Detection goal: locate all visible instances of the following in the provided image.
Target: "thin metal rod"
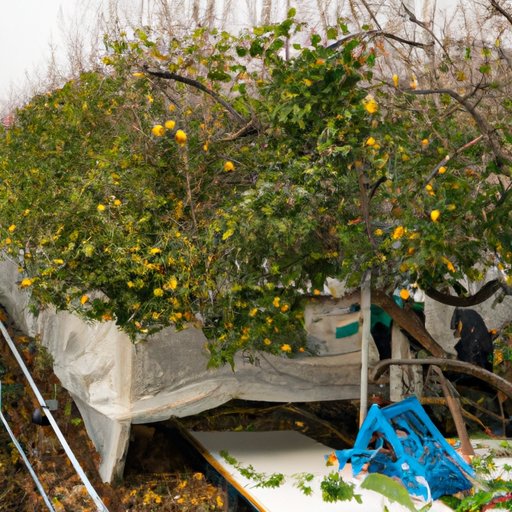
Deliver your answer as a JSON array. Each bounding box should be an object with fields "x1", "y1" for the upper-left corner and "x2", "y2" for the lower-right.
[
  {"x1": 0, "y1": 383, "x2": 55, "y2": 511},
  {"x1": 0, "y1": 321, "x2": 109, "y2": 511}
]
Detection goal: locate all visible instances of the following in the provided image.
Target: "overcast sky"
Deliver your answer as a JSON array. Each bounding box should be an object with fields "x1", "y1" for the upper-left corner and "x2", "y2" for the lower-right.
[
  {"x1": 1, "y1": 1, "x2": 70, "y2": 108},
  {"x1": 0, "y1": 0, "x2": 459, "y2": 114}
]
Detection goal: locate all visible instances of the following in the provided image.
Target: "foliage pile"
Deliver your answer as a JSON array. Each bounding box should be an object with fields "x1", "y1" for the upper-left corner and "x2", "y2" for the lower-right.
[{"x1": 0, "y1": 6, "x2": 511, "y2": 365}]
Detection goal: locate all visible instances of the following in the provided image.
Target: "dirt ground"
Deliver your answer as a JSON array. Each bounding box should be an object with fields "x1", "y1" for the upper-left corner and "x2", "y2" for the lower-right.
[{"x1": 0, "y1": 307, "x2": 361, "y2": 512}]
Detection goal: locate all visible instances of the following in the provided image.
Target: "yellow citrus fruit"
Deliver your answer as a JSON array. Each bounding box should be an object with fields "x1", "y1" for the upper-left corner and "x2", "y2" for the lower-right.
[
  {"x1": 399, "y1": 289, "x2": 410, "y2": 300},
  {"x1": 438, "y1": 166, "x2": 447, "y2": 174},
  {"x1": 152, "y1": 125, "x2": 165, "y2": 137},
  {"x1": 363, "y1": 95, "x2": 378, "y2": 114},
  {"x1": 392, "y1": 226, "x2": 405, "y2": 239},
  {"x1": 168, "y1": 104, "x2": 176, "y2": 112},
  {"x1": 366, "y1": 137, "x2": 376, "y2": 146},
  {"x1": 175, "y1": 129, "x2": 187, "y2": 145},
  {"x1": 224, "y1": 161, "x2": 235, "y2": 172},
  {"x1": 164, "y1": 120, "x2": 176, "y2": 130},
  {"x1": 430, "y1": 209, "x2": 441, "y2": 222},
  {"x1": 421, "y1": 138, "x2": 429, "y2": 146}
]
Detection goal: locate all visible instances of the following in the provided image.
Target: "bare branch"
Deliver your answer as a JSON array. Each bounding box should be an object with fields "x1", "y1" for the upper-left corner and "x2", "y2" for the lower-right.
[
  {"x1": 408, "y1": 87, "x2": 512, "y2": 171},
  {"x1": 359, "y1": 0, "x2": 382, "y2": 30},
  {"x1": 368, "y1": 176, "x2": 387, "y2": 201},
  {"x1": 328, "y1": 30, "x2": 433, "y2": 51},
  {"x1": 216, "y1": 121, "x2": 258, "y2": 142},
  {"x1": 144, "y1": 67, "x2": 247, "y2": 125},
  {"x1": 490, "y1": 0, "x2": 512, "y2": 26},
  {"x1": 401, "y1": 0, "x2": 452, "y2": 63},
  {"x1": 371, "y1": 358, "x2": 512, "y2": 401},
  {"x1": 425, "y1": 279, "x2": 502, "y2": 306},
  {"x1": 422, "y1": 135, "x2": 483, "y2": 188},
  {"x1": 431, "y1": 366, "x2": 474, "y2": 457}
]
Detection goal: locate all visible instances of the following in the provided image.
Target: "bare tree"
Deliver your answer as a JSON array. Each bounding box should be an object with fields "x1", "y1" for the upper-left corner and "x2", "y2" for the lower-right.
[
  {"x1": 261, "y1": 0, "x2": 273, "y2": 25},
  {"x1": 192, "y1": 0, "x2": 200, "y2": 25},
  {"x1": 316, "y1": 0, "x2": 330, "y2": 34},
  {"x1": 222, "y1": 0, "x2": 234, "y2": 28},
  {"x1": 205, "y1": 0, "x2": 216, "y2": 28}
]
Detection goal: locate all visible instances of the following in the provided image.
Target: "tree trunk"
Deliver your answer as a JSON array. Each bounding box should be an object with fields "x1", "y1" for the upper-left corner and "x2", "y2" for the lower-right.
[
  {"x1": 372, "y1": 289, "x2": 446, "y2": 358},
  {"x1": 192, "y1": 0, "x2": 200, "y2": 25},
  {"x1": 261, "y1": 0, "x2": 272, "y2": 25},
  {"x1": 316, "y1": 0, "x2": 328, "y2": 35},
  {"x1": 205, "y1": 0, "x2": 216, "y2": 29}
]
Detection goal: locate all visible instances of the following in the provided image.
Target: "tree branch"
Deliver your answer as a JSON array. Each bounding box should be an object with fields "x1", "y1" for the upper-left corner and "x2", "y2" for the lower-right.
[
  {"x1": 327, "y1": 30, "x2": 433, "y2": 51},
  {"x1": 490, "y1": 0, "x2": 512, "y2": 27},
  {"x1": 371, "y1": 289, "x2": 447, "y2": 357},
  {"x1": 216, "y1": 121, "x2": 258, "y2": 142},
  {"x1": 368, "y1": 176, "x2": 387, "y2": 201},
  {"x1": 431, "y1": 366, "x2": 474, "y2": 457},
  {"x1": 357, "y1": 168, "x2": 375, "y2": 247},
  {"x1": 371, "y1": 358, "x2": 512, "y2": 401},
  {"x1": 400, "y1": 1, "x2": 451, "y2": 62},
  {"x1": 425, "y1": 279, "x2": 502, "y2": 306},
  {"x1": 408, "y1": 87, "x2": 511, "y2": 171},
  {"x1": 144, "y1": 67, "x2": 247, "y2": 124},
  {"x1": 422, "y1": 135, "x2": 483, "y2": 188}
]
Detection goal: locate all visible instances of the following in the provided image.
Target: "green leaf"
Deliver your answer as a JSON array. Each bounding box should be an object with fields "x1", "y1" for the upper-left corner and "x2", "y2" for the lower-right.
[
  {"x1": 275, "y1": 19, "x2": 293, "y2": 37},
  {"x1": 320, "y1": 472, "x2": 362, "y2": 503},
  {"x1": 326, "y1": 27, "x2": 338, "y2": 40},
  {"x1": 250, "y1": 40, "x2": 264, "y2": 57},
  {"x1": 207, "y1": 69, "x2": 232, "y2": 82},
  {"x1": 134, "y1": 28, "x2": 148, "y2": 42},
  {"x1": 361, "y1": 473, "x2": 416, "y2": 511},
  {"x1": 311, "y1": 34, "x2": 321, "y2": 47}
]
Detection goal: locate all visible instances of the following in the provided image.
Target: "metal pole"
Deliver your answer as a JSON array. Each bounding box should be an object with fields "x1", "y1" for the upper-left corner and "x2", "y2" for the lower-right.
[
  {"x1": 359, "y1": 270, "x2": 372, "y2": 426},
  {"x1": 0, "y1": 321, "x2": 109, "y2": 512},
  {"x1": 0, "y1": 382, "x2": 56, "y2": 511}
]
